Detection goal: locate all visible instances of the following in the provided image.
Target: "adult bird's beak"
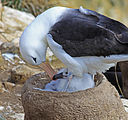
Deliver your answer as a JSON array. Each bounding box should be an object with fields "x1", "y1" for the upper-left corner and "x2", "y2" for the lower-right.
[{"x1": 39, "y1": 62, "x2": 56, "y2": 80}]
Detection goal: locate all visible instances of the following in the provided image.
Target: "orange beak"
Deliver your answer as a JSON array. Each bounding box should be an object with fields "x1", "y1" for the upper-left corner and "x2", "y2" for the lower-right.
[{"x1": 39, "y1": 62, "x2": 56, "y2": 80}]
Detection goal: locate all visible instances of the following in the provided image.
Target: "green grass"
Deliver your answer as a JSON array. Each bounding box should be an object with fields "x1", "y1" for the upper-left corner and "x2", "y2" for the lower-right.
[
  {"x1": 1, "y1": 0, "x2": 128, "y2": 26},
  {"x1": 1, "y1": 0, "x2": 38, "y2": 16},
  {"x1": 1, "y1": 0, "x2": 53, "y2": 16},
  {"x1": 2, "y1": 0, "x2": 25, "y2": 11}
]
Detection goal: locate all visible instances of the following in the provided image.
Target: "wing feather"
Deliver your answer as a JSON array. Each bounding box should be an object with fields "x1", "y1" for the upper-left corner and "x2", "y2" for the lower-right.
[{"x1": 49, "y1": 8, "x2": 128, "y2": 57}]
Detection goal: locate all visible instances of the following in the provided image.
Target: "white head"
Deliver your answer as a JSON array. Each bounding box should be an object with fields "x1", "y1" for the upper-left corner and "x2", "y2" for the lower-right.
[
  {"x1": 20, "y1": 24, "x2": 48, "y2": 65},
  {"x1": 19, "y1": 6, "x2": 68, "y2": 65}
]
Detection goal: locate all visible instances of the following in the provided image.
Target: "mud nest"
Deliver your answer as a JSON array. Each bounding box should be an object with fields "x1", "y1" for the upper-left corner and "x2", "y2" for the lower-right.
[{"x1": 21, "y1": 72, "x2": 128, "y2": 120}]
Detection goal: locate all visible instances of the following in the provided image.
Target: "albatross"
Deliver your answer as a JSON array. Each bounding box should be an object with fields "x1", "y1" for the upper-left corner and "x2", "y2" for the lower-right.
[{"x1": 20, "y1": 6, "x2": 128, "y2": 91}]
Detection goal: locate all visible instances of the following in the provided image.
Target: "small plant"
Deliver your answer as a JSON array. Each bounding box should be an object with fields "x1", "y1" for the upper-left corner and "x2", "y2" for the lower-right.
[
  {"x1": 1, "y1": 0, "x2": 25, "y2": 11},
  {"x1": 1, "y1": 0, "x2": 54, "y2": 16}
]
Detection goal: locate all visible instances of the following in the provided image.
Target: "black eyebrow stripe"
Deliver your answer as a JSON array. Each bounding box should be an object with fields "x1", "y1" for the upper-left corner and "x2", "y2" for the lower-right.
[{"x1": 31, "y1": 56, "x2": 37, "y2": 63}]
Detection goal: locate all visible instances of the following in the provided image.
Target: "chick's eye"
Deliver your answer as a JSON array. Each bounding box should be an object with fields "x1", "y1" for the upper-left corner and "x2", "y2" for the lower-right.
[{"x1": 31, "y1": 56, "x2": 37, "y2": 63}]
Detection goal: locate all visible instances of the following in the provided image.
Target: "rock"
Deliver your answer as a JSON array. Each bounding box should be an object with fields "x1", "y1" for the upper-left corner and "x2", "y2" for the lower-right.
[
  {"x1": 21, "y1": 73, "x2": 128, "y2": 120},
  {"x1": 0, "y1": 115, "x2": 5, "y2": 120},
  {"x1": 10, "y1": 113, "x2": 24, "y2": 120},
  {"x1": 121, "y1": 98, "x2": 128, "y2": 112},
  {"x1": 0, "y1": 5, "x2": 35, "y2": 46},
  {"x1": 0, "y1": 106, "x2": 4, "y2": 111},
  {"x1": 0, "y1": 82, "x2": 5, "y2": 93},
  {"x1": 0, "y1": 42, "x2": 19, "y2": 55},
  {"x1": 3, "y1": 82, "x2": 15, "y2": 91},
  {"x1": 0, "y1": 6, "x2": 35, "y2": 45},
  {"x1": 10, "y1": 65, "x2": 42, "y2": 84},
  {"x1": 0, "y1": 54, "x2": 5, "y2": 69},
  {"x1": 0, "y1": 52, "x2": 43, "y2": 85},
  {"x1": 0, "y1": 71, "x2": 10, "y2": 82},
  {"x1": 3, "y1": 6, "x2": 35, "y2": 30},
  {"x1": 119, "y1": 61, "x2": 128, "y2": 98}
]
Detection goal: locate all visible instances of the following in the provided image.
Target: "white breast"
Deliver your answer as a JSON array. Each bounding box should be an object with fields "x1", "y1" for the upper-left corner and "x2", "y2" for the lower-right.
[{"x1": 74, "y1": 55, "x2": 128, "y2": 75}]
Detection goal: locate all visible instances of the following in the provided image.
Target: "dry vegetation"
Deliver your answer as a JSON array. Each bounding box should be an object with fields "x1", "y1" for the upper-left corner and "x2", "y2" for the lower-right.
[{"x1": 1, "y1": 0, "x2": 128, "y2": 26}]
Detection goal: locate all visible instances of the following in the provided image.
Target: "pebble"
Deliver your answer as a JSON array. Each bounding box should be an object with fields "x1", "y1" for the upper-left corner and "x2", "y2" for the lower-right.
[
  {"x1": 10, "y1": 113, "x2": 24, "y2": 120},
  {"x1": 3, "y1": 82, "x2": 15, "y2": 91},
  {"x1": 0, "y1": 106, "x2": 4, "y2": 111}
]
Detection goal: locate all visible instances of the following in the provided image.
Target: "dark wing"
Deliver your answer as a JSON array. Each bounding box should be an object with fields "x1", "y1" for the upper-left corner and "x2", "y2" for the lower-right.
[
  {"x1": 49, "y1": 8, "x2": 128, "y2": 57},
  {"x1": 79, "y1": 7, "x2": 128, "y2": 44}
]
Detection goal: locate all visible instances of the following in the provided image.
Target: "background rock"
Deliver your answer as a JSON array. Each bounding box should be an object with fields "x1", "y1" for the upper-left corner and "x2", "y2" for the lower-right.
[
  {"x1": 0, "y1": 83, "x2": 24, "y2": 120},
  {"x1": 3, "y1": 82, "x2": 15, "y2": 91},
  {"x1": 0, "y1": 6, "x2": 34, "y2": 45},
  {"x1": 0, "y1": 42, "x2": 19, "y2": 54},
  {"x1": 10, "y1": 65, "x2": 42, "y2": 84},
  {"x1": 21, "y1": 73, "x2": 128, "y2": 120},
  {"x1": 0, "y1": 115, "x2": 5, "y2": 120},
  {"x1": 121, "y1": 98, "x2": 128, "y2": 112},
  {"x1": 0, "y1": 70, "x2": 10, "y2": 82},
  {"x1": 3, "y1": 6, "x2": 35, "y2": 29},
  {"x1": 0, "y1": 82, "x2": 5, "y2": 93}
]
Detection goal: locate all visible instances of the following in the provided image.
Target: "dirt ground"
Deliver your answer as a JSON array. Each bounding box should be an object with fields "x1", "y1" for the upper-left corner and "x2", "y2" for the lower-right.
[{"x1": 0, "y1": 84, "x2": 24, "y2": 120}]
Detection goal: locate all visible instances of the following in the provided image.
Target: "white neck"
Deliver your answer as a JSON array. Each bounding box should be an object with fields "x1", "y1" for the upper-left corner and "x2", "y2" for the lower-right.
[
  {"x1": 20, "y1": 7, "x2": 68, "y2": 63},
  {"x1": 27, "y1": 7, "x2": 68, "y2": 43}
]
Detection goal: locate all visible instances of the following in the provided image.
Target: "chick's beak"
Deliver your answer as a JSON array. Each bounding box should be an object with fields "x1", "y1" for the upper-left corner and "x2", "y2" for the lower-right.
[{"x1": 52, "y1": 72, "x2": 64, "y2": 80}]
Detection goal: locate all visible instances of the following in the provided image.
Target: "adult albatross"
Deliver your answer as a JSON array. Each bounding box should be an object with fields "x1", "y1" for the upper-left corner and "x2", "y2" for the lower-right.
[{"x1": 20, "y1": 6, "x2": 128, "y2": 91}]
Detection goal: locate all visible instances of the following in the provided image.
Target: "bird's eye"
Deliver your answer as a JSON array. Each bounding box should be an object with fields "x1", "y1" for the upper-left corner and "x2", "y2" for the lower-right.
[{"x1": 31, "y1": 56, "x2": 37, "y2": 63}]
